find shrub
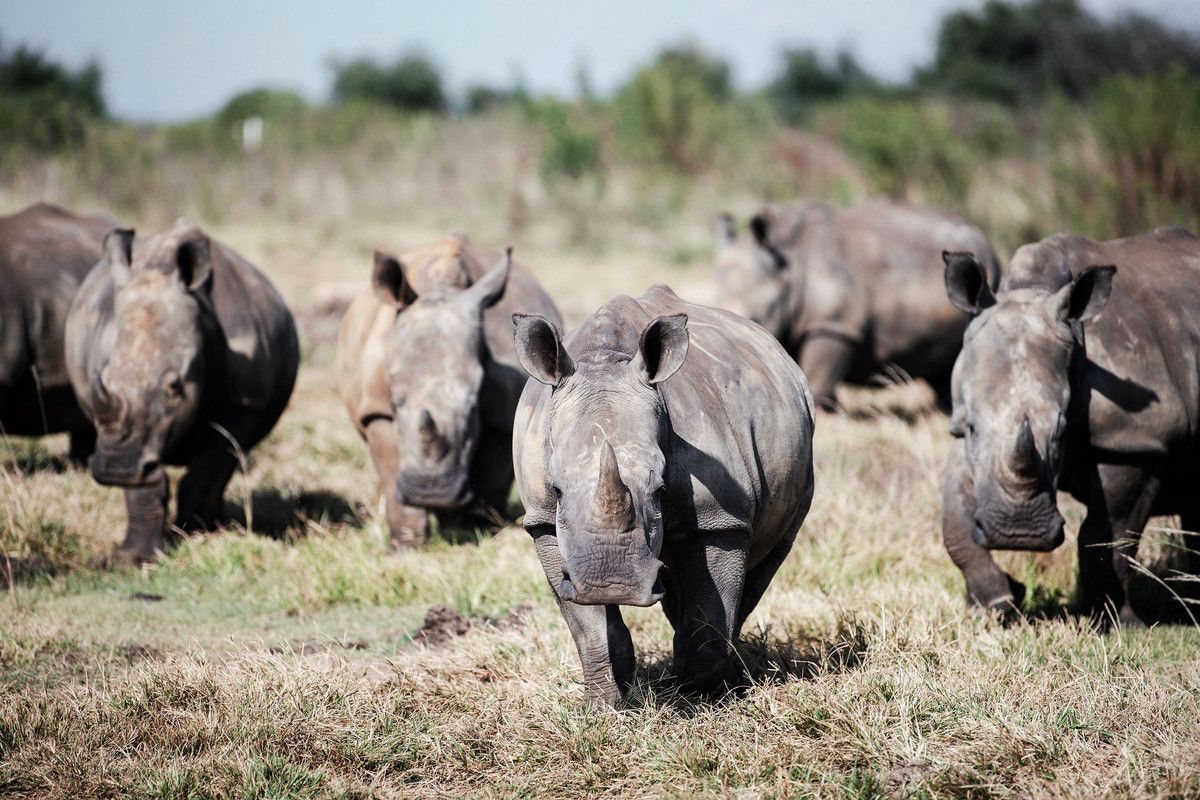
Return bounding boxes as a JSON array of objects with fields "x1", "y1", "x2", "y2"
[
  {"x1": 330, "y1": 51, "x2": 446, "y2": 113},
  {"x1": 0, "y1": 41, "x2": 105, "y2": 152},
  {"x1": 526, "y1": 98, "x2": 602, "y2": 184},
  {"x1": 769, "y1": 48, "x2": 879, "y2": 124},
  {"x1": 1093, "y1": 67, "x2": 1200, "y2": 233},
  {"x1": 612, "y1": 43, "x2": 731, "y2": 173}
]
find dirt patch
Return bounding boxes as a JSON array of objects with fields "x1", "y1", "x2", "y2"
[
  {"x1": 116, "y1": 643, "x2": 162, "y2": 662},
  {"x1": 408, "y1": 602, "x2": 533, "y2": 648},
  {"x1": 129, "y1": 592, "x2": 165, "y2": 602}
]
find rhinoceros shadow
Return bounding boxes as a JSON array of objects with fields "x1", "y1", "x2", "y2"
[
  {"x1": 223, "y1": 488, "x2": 362, "y2": 540},
  {"x1": 623, "y1": 620, "x2": 870, "y2": 714}
]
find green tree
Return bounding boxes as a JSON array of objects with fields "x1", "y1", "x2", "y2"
[
  {"x1": 612, "y1": 43, "x2": 732, "y2": 173},
  {"x1": 330, "y1": 51, "x2": 446, "y2": 112},
  {"x1": 0, "y1": 40, "x2": 106, "y2": 151},
  {"x1": 769, "y1": 48, "x2": 879, "y2": 123}
]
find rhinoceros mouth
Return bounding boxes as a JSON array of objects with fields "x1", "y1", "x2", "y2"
[
  {"x1": 395, "y1": 472, "x2": 473, "y2": 510},
  {"x1": 973, "y1": 518, "x2": 1065, "y2": 552},
  {"x1": 558, "y1": 570, "x2": 665, "y2": 607},
  {"x1": 88, "y1": 449, "x2": 163, "y2": 487}
]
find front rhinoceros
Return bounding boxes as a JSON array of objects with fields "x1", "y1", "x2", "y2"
[{"x1": 512, "y1": 284, "x2": 815, "y2": 707}]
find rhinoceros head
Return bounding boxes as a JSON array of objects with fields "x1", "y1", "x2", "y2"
[
  {"x1": 375, "y1": 248, "x2": 511, "y2": 510},
  {"x1": 944, "y1": 251, "x2": 1115, "y2": 551},
  {"x1": 88, "y1": 224, "x2": 211, "y2": 487},
  {"x1": 712, "y1": 212, "x2": 790, "y2": 337},
  {"x1": 513, "y1": 310, "x2": 689, "y2": 607}
]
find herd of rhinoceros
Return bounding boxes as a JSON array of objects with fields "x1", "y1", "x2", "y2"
[{"x1": 3, "y1": 198, "x2": 1200, "y2": 706}]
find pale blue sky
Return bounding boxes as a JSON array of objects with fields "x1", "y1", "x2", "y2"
[{"x1": 3, "y1": 0, "x2": 1197, "y2": 121}]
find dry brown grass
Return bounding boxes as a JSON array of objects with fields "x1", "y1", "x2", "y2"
[{"x1": 2, "y1": 119, "x2": 1200, "y2": 798}]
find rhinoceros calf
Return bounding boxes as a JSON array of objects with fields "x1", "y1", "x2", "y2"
[
  {"x1": 337, "y1": 235, "x2": 562, "y2": 546},
  {"x1": 942, "y1": 226, "x2": 1200, "y2": 624},
  {"x1": 512, "y1": 284, "x2": 815, "y2": 706},
  {"x1": 0, "y1": 202, "x2": 116, "y2": 462},
  {"x1": 65, "y1": 222, "x2": 299, "y2": 562},
  {"x1": 715, "y1": 198, "x2": 1000, "y2": 410}
]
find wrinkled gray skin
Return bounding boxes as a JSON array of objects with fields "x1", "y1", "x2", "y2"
[
  {"x1": 714, "y1": 199, "x2": 1000, "y2": 410},
  {"x1": 513, "y1": 284, "x2": 815, "y2": 707},
  {"x1": 0, "y1": 203, "x2": 116, "y2": 462},
  {"x1": 65, "y1": 222, "x2": 299, "y2": 562},
  {"x1": 337, "y1": 237, "x2": 564, "y2": 544},
  {"x1": 942, "y1": 226, "x2": 1200, "y2": 625}
]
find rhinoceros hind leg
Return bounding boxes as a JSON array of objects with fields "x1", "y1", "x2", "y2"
[
  {"x1": 664, "y1": 530, "x2": 747, "y2": 696},
  {"x1": 736, "y1": 530, "x2": 797, "y2": 631},
  {"x1": 1178, "y1": 513, "x2": 1200, "y2": 605},
  {"x1": 115, "y1": 477, "x2": 169, "y2": 563}
]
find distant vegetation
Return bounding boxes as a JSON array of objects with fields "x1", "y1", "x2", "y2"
[{"x1": 2, "y1": 0, "x2": 1199, "y2": 251}]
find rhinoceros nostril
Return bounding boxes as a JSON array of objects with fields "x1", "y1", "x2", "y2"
[
  {"x1": 972, "y1": 518, "x2": 989, "y2": 547},
  {"x1": 559, "y1": 574, "x2": 577, "y2": 602}
]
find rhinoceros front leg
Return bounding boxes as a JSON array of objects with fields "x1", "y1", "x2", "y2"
[
  {"x1": 662, "y1": 530, "x2": 747, "y2": 696},
  {"x1": 365, "y1": 418, "x2": 428, "y2": 547},
  {"x1": 531, "y1": 526, "x2": 634, "y2": 708},
  {"x1": 115, "y1": 477, "x2": 169, "y2": 563},
  {"x1": 797, "y1": 333, "x2": 857, "y2": 412},
  {"x1": 1077, "y1": 462, "x2": 1157, "y2": 626},
  {"x1": 943, "y1": 441, "x2": 1024, "y2": 616}
]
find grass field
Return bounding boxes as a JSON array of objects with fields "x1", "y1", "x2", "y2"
[{"x1": 3, "y1": 208, "x2": 1200, "y2": 798}]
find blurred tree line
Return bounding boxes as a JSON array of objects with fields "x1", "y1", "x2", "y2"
[{"x1": 3, "y1": 0, "x2": 1199, "y2": 239}]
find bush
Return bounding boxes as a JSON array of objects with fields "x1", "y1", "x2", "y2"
[
  {"x1": 217, "y1": 88, "x2": 307, "y2": 126},
  {"x1": 920, "y1": 0, "x2": 1200, "y2": 104},
  {"x1": 330, "y1": 51, "x2": 446, "y2": 113},
  {"x1": 1093, "y1": 67, "x2": 1200, "y2": 233},
  {"x1": 769, "y1": 48, "x2": 879, "y2": 124},
  {"x1": 612, "y1": 43, "x2": 731, "y2": 173},
  {"x1": 0, "y1": 41, "x2": 105, "y2": 152},
  {"x1": 525, "y1": 98, "x2": 602, "y2": 184}
]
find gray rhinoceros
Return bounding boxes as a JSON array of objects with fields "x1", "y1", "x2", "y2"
[
  {"x1": 337, "y1": 235, "x2": 562, "y2": 546},
  {"x1": 65, "y1": 221, "x2": 299, "y2": 562},
  {"x1": 941, "y1": 226, "x2": 1200, "y2": 624},
  {"x1": 512, "y1": 284, "x2": 815, "y2": 706},
  {"x1": 0, "y1": 202, "x2": 116, "y2": 462},
  {"x1": 715, "y1": 198, "x2": 1000, "y2": 410}
]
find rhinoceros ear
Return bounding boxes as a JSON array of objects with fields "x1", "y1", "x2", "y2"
[
  {"x1": 463, "y1": 247, "x2": 511, "y2": 310},
  {"x1": 634, "y1": 313, "x2": 688, "y2": 385},
  {"x1": 372, "y1": 250, "x2": 417, "y2": 308},
  {"x1": 944, "y1": 251, "x2": 995, "y2": 314},
  {"x1": 104, "y1": 228, "x2": 134, "y2": 287},
  {"x1": 513, "y1": 313, "x2": 573, "y2": 387},
  {"x1": 175, "y1": 234, "x2": 214, "y2": 291},
  {"x1": 1052, "y1": 265, "x2": 1116, "y2": 324}
]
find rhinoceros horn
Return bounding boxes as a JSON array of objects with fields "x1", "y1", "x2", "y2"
[
  {"x1": 595, "y1": 440, "x2": 634, "y2": 528},
  {"x1": 1010, "y1": 415, "x2": 1040, "y2": 478}
]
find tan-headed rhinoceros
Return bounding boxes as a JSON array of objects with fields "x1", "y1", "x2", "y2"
[
  {"x1": 512, "y1": 284, "x2": 815, "y2": 707},
  {"x1": 942, "y1": 226, "x2": 1200, "y2": 625},
  {"x1": 337, "y1": 235, "x2": 562, "y2": 546},
  {"x1": 65, "y1": 221, "x2": 299, "y2": 562},
  {"x1": 1, "y1": 202, "x2": 116, "y2": 462},
  {"x1": 715, "y1": 199, "x2": 1000, "y2": 410}
]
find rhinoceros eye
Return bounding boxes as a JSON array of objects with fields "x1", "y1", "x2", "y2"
[{"x1": 163, "y1": 372, "x2": 184, "y2": 405}]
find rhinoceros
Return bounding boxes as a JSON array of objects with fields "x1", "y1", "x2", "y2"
[
  {"x1": 337, "y1": 235, "x2": 562, "y2": 546},
  {"x1": 512, "y1": 284, "x2": 815, "y2": 706},
  {"x1": 65, "y1": 221, "x2": 299, "y2": 562},
  {"x1": 942, "y1": 226, "x2": 1200, "y2": 624},
  {"x1": 714, "y1": 198, "x2": 1000, "y2": 410},
  {"x1": 1, "y1": 202, "x2": 116, "y2": 462}
]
